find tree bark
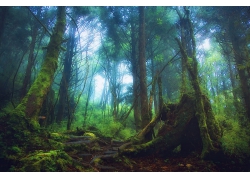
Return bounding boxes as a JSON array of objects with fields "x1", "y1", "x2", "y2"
[
  {"x1": 130, "y1": 16, "x2": 141, "y2": 131},
  {"x1": 228, "y1": 19, "x2": 250, "y2": 121},
  {"x1": 119, "y1": 93, "x2": 221, "y2": 156},
  {"x1": 0, "y1": 7, "x2": 9, "y2": 47},
  {"x1": 174, "y1": 8, "x2": 222, "y2": 159},
  {"x1": 13, "y1": 6, "x2": 66, "y2": 126},
  {"x1": 20, "y1": 7, "x2": 42, "y2": 98},
  {"x1": 56, "y1": 24, "x2": 76, "y2": 124},
  {"x1": 138, "y1": 6, "x2": 151, "y2": 139}
]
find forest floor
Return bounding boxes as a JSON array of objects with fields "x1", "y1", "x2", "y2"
[{"x1": 63, "y1": 133, "x2": 249, "y2": 172}]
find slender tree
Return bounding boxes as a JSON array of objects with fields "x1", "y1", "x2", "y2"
[
  {"x1": 138, "y1": 6, "x2": 151, "y2": 140},
  {"x1": 56, "y1": 21, "x2": 76, "y2": 125},
  {"x1": 130, "y1": 11, "x2": 141, "y2": 131},
  {"x1": 20, "y1": 7, "x2": 42, "y2": 98},
  {"x1": 0, "y1": 7, "x2": 9, "y2": 46},
  {"x1": 227, "y1": 14, "x2": 250, "y2": 121}
]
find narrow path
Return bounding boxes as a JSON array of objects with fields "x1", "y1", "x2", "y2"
[{"x1": 64, "y1": 135, "x2": 126, "y2": 171}]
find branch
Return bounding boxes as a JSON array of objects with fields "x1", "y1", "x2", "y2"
[{"x1": 25, "y1": 7, "x2": 52, "y2": 36}]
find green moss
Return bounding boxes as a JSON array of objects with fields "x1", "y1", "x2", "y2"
[
  {"x1": 18, "y1": 150, "x2": 73, "y2": 172},
  {"x1": 83, "y1": 132, "x2": 97, "y2": 141},
  {"x1": 92, "y1": 157, "x2": 101, "y2": 166},
  {"x1": 48, "y1": 139, "x2": 64, "y2": 150},
  {"x1": 50, "y1": 132, "x2": 68, "y2": 141}
]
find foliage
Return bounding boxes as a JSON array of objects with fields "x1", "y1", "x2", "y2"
[
  {"x1": 118, "y1": 128, "x2": 136, "y2": 140},
  {"x1": 47, "y1": 98, "x2": 136, "y2": 141},
  {"x1": 217, "y1": 116, "x2": 250, "y2": 159}
]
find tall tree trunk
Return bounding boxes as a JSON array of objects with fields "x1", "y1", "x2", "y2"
[
  {"x1": 83, "y1": 78, "x2": 94, "y2": 126},
  {"x1": 130, "y1": 18, "x2": 141, "y2": 131},
  {"x1": 138, "y1": 6, "x2": 151, "y2": 140},
  {"x1": 0, "y1": 7, "x2": 9, "y2": 47},
  {"x1": 12, "y1": 6, "x2": 66, "y2": 126},
  {"x1": 228, "y1": 57, "x2": 241, "y2": 113},
  {"x1": 20, "y1": 7, "x2": 42, "y2": 98},
  {"x1": 228, "y1": 19, "x2": 250, "y2": 121},
  {"x1": 175, "y1": 8, "x2": 221, "y2": 159},
  {"x1": 158, "y1": 76, "x2": 163, "y2": 112},
  {"x1": 149, "y1": 56, "x2": 156, "y2": 118},
  {"x1": 56, "y1": 24, "x2": 76, "y2": 124},
  {"x1": 109, "y1": 61, "x2": 119, "y2": 121}
]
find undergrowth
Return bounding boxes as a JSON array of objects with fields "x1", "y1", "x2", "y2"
[
  {"x1": 216, "y1": 115, "x2": 250, "y2": 161},
  {"x1": 47, "y1": 104, "x2": 136, "y2": 141}
]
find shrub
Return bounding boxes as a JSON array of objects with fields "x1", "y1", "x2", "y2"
[
  {"x1": 219, "y1": 117, "x2": 250, "y2": 159},
  {"x1": 117, "y1": 128, "x2": 136, "y2": 140}
]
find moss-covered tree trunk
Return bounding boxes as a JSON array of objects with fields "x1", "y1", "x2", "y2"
[
  {"x1": 119, "y1": 93, "x2": 221, "y2": 156},
  {"x1": 15, "y1": 6, "x2": 66, "y2": 125},
  {"x1": 175, "y1": 8, "x2": 221, "y2": 159}
]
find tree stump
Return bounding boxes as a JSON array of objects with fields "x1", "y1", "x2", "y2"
[{"x1": 119, "y1": 93, "x2": 222, "y2": 159}]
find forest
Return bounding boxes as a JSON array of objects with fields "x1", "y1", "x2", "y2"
[{"x1": 0, "y1": 6, "x2": 250, "y2": 172}]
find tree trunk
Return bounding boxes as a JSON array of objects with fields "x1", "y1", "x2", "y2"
[
  {"x1": 157, "y1": 76, "x2": 163, "y2": 111},
  {"x1": 15, "y1": 6, "x2": 66, "y2": 122},
  {"x1": 119, "y1": 93, "x2": 222, "y2": 159},
  {"x1": 138, "y1": 6, "x2": 151, "y2": 140},
  {"x1": 20, "y1": 7, "x2": 42, "y2": 99},
  {"x1": 228, "y1": 19, "x2": 250, "y2": 121},
  {"x1": 174, "y1": 8, "x2": 222, "y2": 159},
  {"x1": 0, "y1": 6, "x2": 9, "y2": 46},
  {"x1": 56, "y1": 24, "x2": 76, "y2": 124},
  {"x1": 130, "y1": 17, "x2": 141, "y2": 131},
  {"x1": 83, "y1": 78, "x2": 94, "y2": 125}
]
